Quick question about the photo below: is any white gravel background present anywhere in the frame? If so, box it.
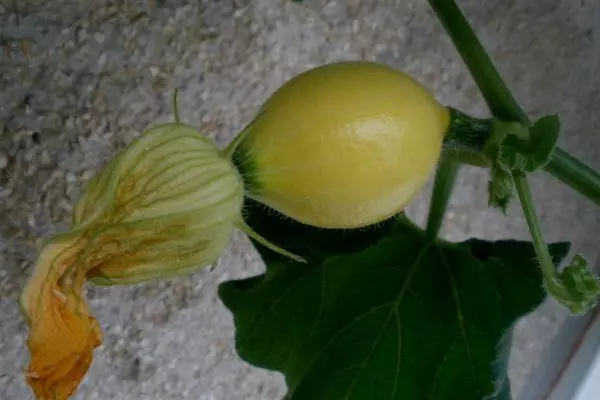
[1,0,599,399]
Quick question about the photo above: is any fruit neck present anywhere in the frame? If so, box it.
[444,107,492,151]
[229,139,262,195]
[441,107,494,167]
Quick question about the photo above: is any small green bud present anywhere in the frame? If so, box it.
[546,254,600,315]
[73,123,245,285]
[487,167,513,213]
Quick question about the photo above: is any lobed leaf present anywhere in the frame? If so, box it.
[220,225,569,400]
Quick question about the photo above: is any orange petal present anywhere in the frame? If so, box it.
[20,234,103,400]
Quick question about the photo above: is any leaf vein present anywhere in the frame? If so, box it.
[342,245,430,400]
[390,309,402,400]
[343,309,395,400]
[238,271,314,350]
[295,263,328,379]
[439,250,480,396]
[429,339,460,399]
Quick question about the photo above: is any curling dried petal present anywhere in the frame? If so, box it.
[20,235,102,400]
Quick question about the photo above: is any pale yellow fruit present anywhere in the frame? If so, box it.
[232,61,449,228]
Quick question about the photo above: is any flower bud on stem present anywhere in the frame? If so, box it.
[513,172,600,315]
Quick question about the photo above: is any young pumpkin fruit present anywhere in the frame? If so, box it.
[231,61,449,229]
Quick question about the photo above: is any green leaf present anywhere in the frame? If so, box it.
[525,115,560,171]
[466,239,570,323]
[485,115,560,211]
[219,234,570,400]
[499,115,560,173]
[484,120,520,211]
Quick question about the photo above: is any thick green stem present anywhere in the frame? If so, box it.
[428,0,527,123]
[429,0,600,206]
[445,112,600,206]
[545,148,600,207]
[426,160,460,241]
[427,108,486,242]
[443,108,492,167]
[445,107,491,151]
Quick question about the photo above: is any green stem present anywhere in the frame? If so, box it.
[428,0,528,123]
[223,126,248,159]
[513,173,600,315]
[425,160,460,241]
[427,107,487,241]
[512,173,555,280]
[236,218,306,264]
[445,107,491,151]
[443,108,492,167]
[172,88,181,123]
[514,172,600,315]
[545,148,600,207]
[429,0,600,206]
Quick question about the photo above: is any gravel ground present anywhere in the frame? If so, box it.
[1,0,599,399]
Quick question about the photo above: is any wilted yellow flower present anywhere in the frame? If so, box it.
[20,123,245,399]
[73,123,245,284]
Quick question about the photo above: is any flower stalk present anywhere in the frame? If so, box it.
[513,172,600,314]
